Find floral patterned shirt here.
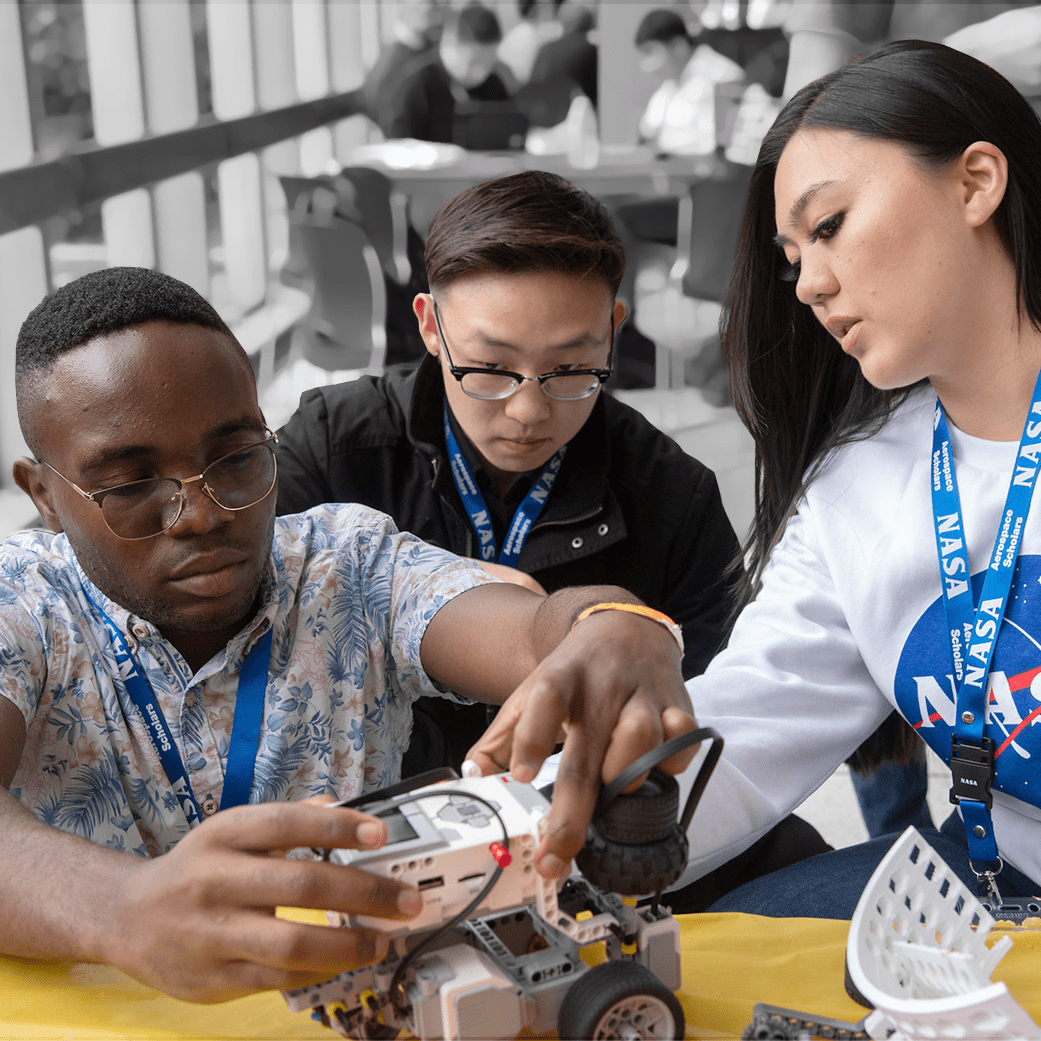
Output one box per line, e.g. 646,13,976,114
0,504,496,857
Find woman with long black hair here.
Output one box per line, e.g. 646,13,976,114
674,38,1041,918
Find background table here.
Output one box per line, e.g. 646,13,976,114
3,913,1040,1039
344,141,731,236
337,140,744,390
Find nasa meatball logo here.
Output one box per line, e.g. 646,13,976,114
895,554,1041,806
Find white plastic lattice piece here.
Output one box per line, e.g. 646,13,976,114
847,827,1040,1040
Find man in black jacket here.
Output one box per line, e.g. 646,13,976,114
378,4,511,144
276,171,831,909
276,171,740,772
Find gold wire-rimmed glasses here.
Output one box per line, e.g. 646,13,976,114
41,432,279,541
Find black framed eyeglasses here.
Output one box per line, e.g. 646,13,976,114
42,432,279,541
433,301,613,402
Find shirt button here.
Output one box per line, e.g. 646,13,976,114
185,690,195,709
131,622,149,638
598,523,609,536
571,536,584,549
201,794,219,816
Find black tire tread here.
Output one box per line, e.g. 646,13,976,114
597,774,681,844
843,956,875,1010
576,826,688,895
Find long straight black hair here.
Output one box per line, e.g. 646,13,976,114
724,39,1041,607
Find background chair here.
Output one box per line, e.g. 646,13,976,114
336,166,413,287
619,165,753,397
280,168,413,288
280,171,427,369
279,175,388,375
338,166,429,368
292,214,388,374
680,164,753,305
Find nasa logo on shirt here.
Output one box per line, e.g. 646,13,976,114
894,555,1041,809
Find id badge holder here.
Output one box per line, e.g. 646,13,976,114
950,735,1004,903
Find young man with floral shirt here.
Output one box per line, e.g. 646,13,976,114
0,265,694,1002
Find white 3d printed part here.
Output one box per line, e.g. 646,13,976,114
846,826,1041,1040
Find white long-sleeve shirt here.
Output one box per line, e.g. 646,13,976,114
678,387,1041,889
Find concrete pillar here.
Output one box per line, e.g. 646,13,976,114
82,0,157,269
328,1,371,161
208,0,267,313
597,3,659,146
293,0,335,175
254,0,302,274
0,4,47,486
139,0,208,295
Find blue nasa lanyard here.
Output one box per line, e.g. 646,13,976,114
86,590,272,825
443,402,567,567
930,371,1041,881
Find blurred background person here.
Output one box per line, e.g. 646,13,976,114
364,0,445,137
379,2,510,143
514,1,600,154
634,5,788,156
694,0,790,97
635,8,745,157
610,6,789,405
497,0,567,90
525,1,599,114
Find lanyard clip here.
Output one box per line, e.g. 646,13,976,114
949,735,995,811
973,862,1004,905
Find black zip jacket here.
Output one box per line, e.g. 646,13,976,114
275,357,741,771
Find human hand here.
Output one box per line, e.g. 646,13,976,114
102,800,423,1002
464,608,697,879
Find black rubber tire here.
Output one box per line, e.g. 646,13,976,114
597,772,681,843
557,961,685,1040
843,956,875,1010
576,824,688,895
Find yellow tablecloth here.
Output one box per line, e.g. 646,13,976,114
2,914,1040,1040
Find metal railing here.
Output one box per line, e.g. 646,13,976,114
0,0,382,527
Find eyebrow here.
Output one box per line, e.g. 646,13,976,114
470,329,608,355
78,416,266,477
78,444,155,477
773,179,836,246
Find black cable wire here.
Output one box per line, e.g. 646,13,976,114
316,734,726,1020
596,726,722,820
593,727,724,908
315,786,513,1021
383,789,512,1016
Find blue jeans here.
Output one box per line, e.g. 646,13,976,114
849,747,934,839
707,811,1041,919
